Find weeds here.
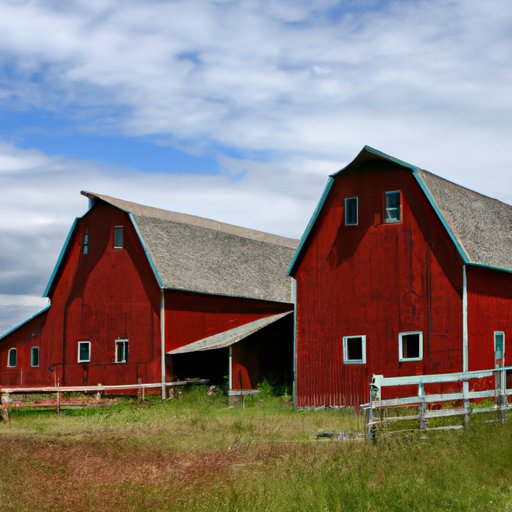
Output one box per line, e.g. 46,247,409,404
2,388,512,511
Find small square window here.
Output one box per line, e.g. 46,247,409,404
399,332,423,361
385,191,401,223
344,197,358,226
7,348,17,367
114,226,124,248
78,341,91,363
115,339,128,363
343,335,366,364
31,346,40,367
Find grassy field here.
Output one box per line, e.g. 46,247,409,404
2,387,512,511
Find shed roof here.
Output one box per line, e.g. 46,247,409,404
289,145,512,274
168,311,292,354
81,192,298,303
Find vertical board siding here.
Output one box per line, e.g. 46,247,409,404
467,266,512,372
0,202,163,388
294,164,464,407
165,290,293,387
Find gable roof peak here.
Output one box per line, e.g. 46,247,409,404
289,145,512,275
81,190,297,249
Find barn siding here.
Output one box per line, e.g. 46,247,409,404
294,163,464,407
0,202,163,387
165,290,292,386
467,266,512,372
164,290,291,352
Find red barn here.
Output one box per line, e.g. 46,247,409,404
0,192,297,396
289,146,512,407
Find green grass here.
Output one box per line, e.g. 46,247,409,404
2,387,512,511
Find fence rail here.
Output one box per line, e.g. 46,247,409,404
0,378,209,422
361,366,511,440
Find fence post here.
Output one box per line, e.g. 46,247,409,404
55,378,61,416
366,375,381,441
463,379,471,428
1,392,10,423
418,382,427,431
497,367,507,423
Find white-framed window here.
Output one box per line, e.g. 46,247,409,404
385,190,401,223
115,339,128,363
344,197,358,226
7,348,17,367
343,335,366,364
83,230,89,255
77,341,91,363
31,346,40,367
399,331,423,361
114,226,124,248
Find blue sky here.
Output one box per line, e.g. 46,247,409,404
1,0,512,335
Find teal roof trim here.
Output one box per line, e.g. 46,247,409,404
43,218,79,297
411,169,470,264
128,213,165,289
0,304,50,341
330,145,418,177
361,145,417,172
288,145,476,277
288,177,335,276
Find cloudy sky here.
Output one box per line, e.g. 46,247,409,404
1,0,512,335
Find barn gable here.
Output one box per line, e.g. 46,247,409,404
81,192,297,304
289,145,512,276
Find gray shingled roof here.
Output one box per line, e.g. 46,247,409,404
82,192,298,303
418,170,512,270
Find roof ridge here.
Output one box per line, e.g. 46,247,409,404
81,191,298,249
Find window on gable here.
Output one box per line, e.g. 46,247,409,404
78,341,91,363
114,226,124,248
31,346,40,367
385,190,401,223
115,339,128,364
344,197,358,226
399,332,423,361
343,335,366,364
7,348,17,367
83,230,89,255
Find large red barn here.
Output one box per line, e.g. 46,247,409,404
0,192,297,396
289,146,512,407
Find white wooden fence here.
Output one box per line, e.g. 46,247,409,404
361,366,511,440
0,379,209,422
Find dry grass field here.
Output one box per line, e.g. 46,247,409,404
2,387,512,511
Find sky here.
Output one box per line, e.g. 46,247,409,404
1,0,512,336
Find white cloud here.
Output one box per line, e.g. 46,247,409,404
0,0,511,173
0,139,326,333
1,0,512,333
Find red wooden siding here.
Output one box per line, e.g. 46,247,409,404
164,290,291,352
165,290,293,387
0,310,49,386
467,266,512,372
294,163,464,407
0,202,163,387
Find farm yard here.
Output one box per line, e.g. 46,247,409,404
2,387,512,512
